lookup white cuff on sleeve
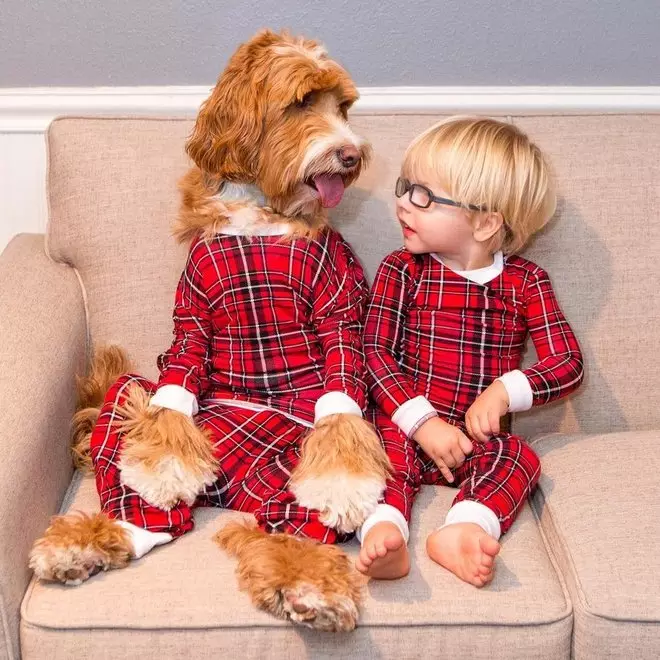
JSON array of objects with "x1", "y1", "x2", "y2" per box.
[
  {"x1": 116, "y1": 521, "x2": 173, "y2": 559},
  {"x1": 496, "y1": 370, "x2": 534, "y2": 413},
  {"x1": 356, "y1": 503, "x2": 410, "y2": 544},
  {"x1": 149, "y1": 385, "x2": 198, "y2": 417},
  {"x1": 314, "y1": 392, "x2": 363, "y2": 423},
  {"x1": 440, "y1": 500, "x2": 502, "y2": 540},
  {"x1": 392, "y1": 396, "x2": 437, "y2": 437}
]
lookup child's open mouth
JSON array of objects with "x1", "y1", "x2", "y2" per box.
[{"x1": 399, "y1": 218, "x2": 415, "y2": 236}]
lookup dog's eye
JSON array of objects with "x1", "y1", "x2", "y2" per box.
[{"x1": 294, "y1": 92, "x2": 314, "y2": 109}]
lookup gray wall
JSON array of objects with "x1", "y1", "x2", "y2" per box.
[{"x1": 2, "y1": 0, "x2": 659, "y2": 87}]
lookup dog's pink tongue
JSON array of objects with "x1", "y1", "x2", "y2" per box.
[{"x1": 313, "y1": 174, "x2": 345, "y2": 208}]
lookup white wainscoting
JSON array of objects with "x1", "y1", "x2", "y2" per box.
[
  {"x1": 2, "y1": 86, "x2": 660, "y2": 253},
  {"x1": 0, "y1": 132, "x2": 48, "y2": 252}
]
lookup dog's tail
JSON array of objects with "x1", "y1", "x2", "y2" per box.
[
  {"x1": 213, "y1": 520, "x2": 264, "y2": 558},
  {"x1": 71, "y1": 344, "x2": 133, "y2": 472}
]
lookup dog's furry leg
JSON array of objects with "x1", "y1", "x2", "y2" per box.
[
  {"x1": 71, "y1": 344, "x2": 133, "y2": 472},
  {"x1": 289, "y1": 414, "x2": 392, "y2": 533},
  {"x1": 117, "y1": 386, "x2": 219, "y2": 510},
  {"x1": 29, "y1": 513, "x2": 133, "y2": 586},
  {"x1": 215, "y1": 521, "x2": 365, "y2": 631}
]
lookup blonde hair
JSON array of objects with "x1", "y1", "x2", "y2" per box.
[{"x1": 402, "y1": 116, "x2": 556, "y2": 253}]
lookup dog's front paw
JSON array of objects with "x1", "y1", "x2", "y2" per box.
[
  {"x1": 289, "y1": 413, "x2": 391, "y2": 533},
  {"x1": 119, "y1": 451, "x2": 216, "y2": 510},
  {"x1": 116, "y1": 387, "x2": 218, "y2": 510},
  {"x1": 291, "y1": 473, "x2": 385, "y2": 533}
]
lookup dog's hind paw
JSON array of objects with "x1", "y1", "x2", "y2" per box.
[
  {"x1": 214, "y1": 522, "x2": 365, "y2": 631},
  {"x1": 29, "y1": 513, "x2": 132, "y2": 586},
  {"x1": 281, "y1": 583, "x2": 359, "y2": 632}
]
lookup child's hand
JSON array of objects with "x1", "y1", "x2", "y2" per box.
[
  {"x1": 465, "y1": 380, "x2": 510, "y2": 443},
  {"x1": 413, "y1": 417, "x2": 473, "y2": 483}
]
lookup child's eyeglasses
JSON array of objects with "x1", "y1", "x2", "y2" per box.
[{"x1": 395, "y1": 177, "x2": 486, "y2": 212}]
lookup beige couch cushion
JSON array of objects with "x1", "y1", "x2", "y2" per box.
[
  {"x1": 531, "y1": 431, "x2": 660, "y2": 659},
  {"x1": 21, "y1": 475, "x2": 571, "y2": 659},
  {"x1": 510, "y1": 116, "x2": 660, "y2": 438},
  {"x1": 46, "y1": 117, "x2": 192, "y2": 383}
]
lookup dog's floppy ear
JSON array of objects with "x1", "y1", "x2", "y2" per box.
[{"x1": 186, "y1": 36, "x2": 271, "y2": 180}]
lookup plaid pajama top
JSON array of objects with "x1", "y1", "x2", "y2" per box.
[
  {"x1": 156, "y1": 227, "x2": 369, "y2": 426},
  {"x1": 364, "y1": 249, "x2": 584, "y2": 430}
]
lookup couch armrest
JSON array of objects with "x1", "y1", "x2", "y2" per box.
[{"x1": 0, "y1": 234, "x2": 86, "y2": 660}]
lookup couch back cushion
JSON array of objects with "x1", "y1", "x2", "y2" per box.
[{"x1": 46, "y1": 115, "x2": 660, "y2": 436}]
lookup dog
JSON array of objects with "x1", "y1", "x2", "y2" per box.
[{"x1": 30, "y1": 30, "x2": 390, "y2": 631}]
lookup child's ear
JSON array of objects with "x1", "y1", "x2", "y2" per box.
[{"x1": 473, "y1": 211, "x2": 504, "y2": 243}]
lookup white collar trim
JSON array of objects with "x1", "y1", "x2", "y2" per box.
[
  {"x1": 432, "y1": 250, "x2": 504, "y2": 284},
  {"x1": 212, "y1": 182, "x2": 290, "y2": 236}
]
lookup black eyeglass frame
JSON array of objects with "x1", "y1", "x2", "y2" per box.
[{"x1": 395, "y1": 177, "x2": 486, "y2": 212}]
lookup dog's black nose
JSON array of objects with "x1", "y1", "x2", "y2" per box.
[{"x1": 337, "y1": 145, "x2": 360, "y2": 168}]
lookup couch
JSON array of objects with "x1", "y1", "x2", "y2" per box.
[{"x1": 1, "y1": 114, "x2": 659, "y2": 659}]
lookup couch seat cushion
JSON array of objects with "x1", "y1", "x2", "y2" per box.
[
  {"x1": 531, "y1": 431, "x2": 660, "y2": 660},
  {"x1": 21, "y1": 472, "x2": 571, "y2": 659}
]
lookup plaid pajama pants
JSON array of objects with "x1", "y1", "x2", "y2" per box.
[
  {"x1": 370, "y1": 409, "x2": 541, "y2": 535},
  {"x1": 90, "y1": 374, "x2": 346, "y2": 543}
]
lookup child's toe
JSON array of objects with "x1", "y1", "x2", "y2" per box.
[
  {"x1": 384, "y1": 534, "x2": 401, "y2": 551},
  {"x1": 479, "y1": 535, "x2": 501, "y2": 556},
  {"x1": 481, "y1": 553, "x2": 495, "y2": 568}
]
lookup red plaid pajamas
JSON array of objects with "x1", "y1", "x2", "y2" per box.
[
  {"x1": 365, "y1": 250, "x2": 583, "y2": 534},
  {"x1": 157, "y1": 228, "x2": 368, "y2": 422},
  {"x1": 90, "y1": 227, "x2": 366, "y2": 542},
  {"x1": 368, "y1": 410, "x2": 541, "y2": 533},
  {"x1": 91, "y1": 374, "x2": 347, "y2": 541}
]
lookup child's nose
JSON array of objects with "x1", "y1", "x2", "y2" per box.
[{"x1": 396, "y1": 195, "x2": 413, "y2": 213}]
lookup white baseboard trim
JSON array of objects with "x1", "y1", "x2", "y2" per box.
[{"x1": 2, "y1": 86, "x2": 660, "y2": 133}]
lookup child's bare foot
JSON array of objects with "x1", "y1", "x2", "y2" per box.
[
  {"x1": 426, "y1": 522, "x2": 500, "y2": 587},
  {"x1": 356, "y1": 521, "x2": 410, "y2": 579}
]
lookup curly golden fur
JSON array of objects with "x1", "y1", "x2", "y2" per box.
[
  {"x1": 71, "y1": 344, "x2": 133, "y2": 472},
  {"x1": 294, "y1": 413, "x2": 392, "y2": 480},
  {"x1": 116, "y1": 385, "x2": 219, "y2": 510},
  {"x1": 174, "y1": 29, "x2": 370, "y2": 245},
  {"x1": 215, "y1": 520, "x2": 365, "y2": 631},
  {"x1": 29, "y1": 513, "x2": 132, "y2": 585},
  {"x1": 289, "y1": 413, "x2": 392, "y2": 533}
]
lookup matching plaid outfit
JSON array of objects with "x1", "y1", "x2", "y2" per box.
[
  {"x1": 361, "y1": 249, "x2": 584, "y2": 541},
  {"x1": 90, "y1": 225, "x2": 368, "y2": 543},
  {"x1": 91, "y1": 222, "x2": 583, "y2": 549}
]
